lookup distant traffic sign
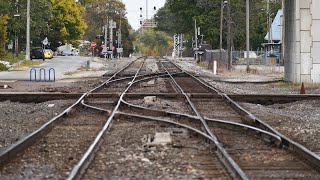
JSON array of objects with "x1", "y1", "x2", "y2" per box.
[
  {"x1": 42, "y1": 37, "x2": 48, "y2": 45},
  {"x1": 91, "y1": 42, "x2": 97, "y2": 48}
]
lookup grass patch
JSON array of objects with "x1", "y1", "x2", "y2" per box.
[
  {"x1": 10, "y1": 60, "x2": 43, "y2": 71},
  {"x1": 21, "y1": 60, "x2": 43, "y2": 66},
  {"x1": 0, "y1": 53, "x2": 25, "y2": 64},
  {"x1": 0, "y1": 64, "x2": 8, "y2": 71},
  {"x1": 197, "y1": 61, "x2": 208, "y2": 68}
]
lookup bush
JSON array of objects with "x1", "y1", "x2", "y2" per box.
[
  {"x1": 0, "y1": 63, "x2": 8, "y2": 71},
  {"x1": 0, "y1": 52, "x2": 25, "y2": 64}
]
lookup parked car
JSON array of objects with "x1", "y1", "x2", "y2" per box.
[
  {"x1": 30, "y1": 47, "x2": 45, "y2": 61},
  {"x1": 71, "y1": 49, "x2": 80, "y2": 56},
  {"x1": 44, "y1": 49, "x2": 54, "y2": 59}
]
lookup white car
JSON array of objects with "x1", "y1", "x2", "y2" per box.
[{"x1": 71, "y1": 49, "x2": 80, "y2": 56}]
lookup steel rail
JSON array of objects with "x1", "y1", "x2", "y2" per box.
[
  {"x1": 223, "y1": 93, "x2": 320, "y2": 171},
  {"x1": 160, "y1": 60, "x2": 218, "y2": 140},
  {"x1": 204, "y1": 117, "x2": 282, "y2": 143},
  {"x1": 168, "y1": 58, "x2": 320, "y2": 172},
  {"x1": 121, "y1": 99, "x2": 281, "y2": 145},
  {"x1": 81, "y1": 100, "x2": 111, "y2": 114},
  {"x1": 159, "y1": 60, "x2": 248, "y2": 180},
  {"x1": 115, "y1": 112, "x2": 246, "y2": 179},
  {"x1": 115, "y1": 112, "x2": 214, "y2": 142},
  {"x1": 0, "y1": 93, "x2": 83, "y2": 103},
  {"x1": 0, "y1": 57, "x2": 143, "y2": 166},
  {"x1": 165, "y1": 58, "x2": 222, "y2": 95},
  {"x1": 121, "y1": 100, "x2": 199, "y2": 119},
  {"x1": 101, "y1": 72, "x2": 170, "y2": 85},
  {"x1": 89, "y1": 56, "x2": 145, "y2": 93},
  {"x1": 0, "y1": 93, "x2": 87, "y2": 165},
  {"x1": 68, "y1": 59, "x2": 146, "y2": 180}
]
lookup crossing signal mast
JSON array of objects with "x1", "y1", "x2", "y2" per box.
[
  {"x1": 139, "y1": 0, "x2": 157, "y2": 33},
  {"x1": 173, "y1": 34, "x2": 184, "y2": 58}
]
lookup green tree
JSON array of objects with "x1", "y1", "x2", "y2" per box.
[
  {"x1": 0, "y1": 16, "x2": 9, "y2": 58},
  {"x1": 135, "y1": 30, "x2": 173, "y2": 56},
  {"x1": 1, "y1": 0, "x2": 53, "y2": 52},
  {"x1": 49, "y1": 0, "x2": 87, "y2": 50},
  {"x1": 0, "y1": 0, "x2": 10, "y2": 15},
  {"x1": 83, "y1": 0, "x2": 133, "y2": 56},
  {"x1": 0, "y1": 0, "x2": 11, "y2": 57},
  {"x1": 155, "y1": 0, "x2": 281, "y2": 51}
]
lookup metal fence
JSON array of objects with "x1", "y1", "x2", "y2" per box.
[{"x1": 202, "y1": 49, "x2": 282, "y2": 68}]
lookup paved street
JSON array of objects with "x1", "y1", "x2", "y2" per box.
[{"x1": 0, "y1": 56, "x2": 90, "y2": 81}]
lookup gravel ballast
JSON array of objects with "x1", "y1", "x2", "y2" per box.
[
  {"x1": 175, "y1": 59, "x2": 320, "y2": 156},
  {"x1": 240, "y1": 100, "x2": 320, "y2": 156},
  {"x1": 0, "y1": 100, "x2": 75, "y2": 149}
]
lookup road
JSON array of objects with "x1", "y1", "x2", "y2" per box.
[{"x1": 0, "y1": 56, "x2": 90, "y2": 81}]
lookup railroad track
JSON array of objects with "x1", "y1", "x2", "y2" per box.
[{"x1": 0, "y1": 57, "x2": 319, "y2": 179}]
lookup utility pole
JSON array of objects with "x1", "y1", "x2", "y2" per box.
[
  {"x1": 281, "y1": 0, "x2": 285, "y2": 65},
  {"x1": 267, "y1": 0, "x2": 270, "y2": 43},
  {"x1": 140, "y1": 7, "x2": 143, "y2": 34},
  {"x1": 246, "y1": 0, "x2": 250, "y2": 72},
  {"x1": 219, "y1": 1, "x2": 224, "y2": 63},
  {"x1": 146, "y1": 0, "x2": 148, "y2": 19},
  {"x1": 117, "y1": 11, "x2": 123, "y2": 58},
  {"x1": 14, "y1": 0, "x2": 20, "y2": 58},
  {"x1": 227, "y1": 0, "x2": 231, "y2": 70},
  {"x1": 194, "y1": 19, "x2": 198, "y2": 62},
  {"x1": 104, "y1": 24, "x2": 108, "y2": 57},
  {"x1": 26, "y1": 0, "x2": 30, "y2": 60},
  {"x1": 109, "y1": 20, "x2": 115, "y2": 59}
]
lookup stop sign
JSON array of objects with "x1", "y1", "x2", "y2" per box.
[{"x1": 91, "y1": 42, "x2": 97, "y2": 48}]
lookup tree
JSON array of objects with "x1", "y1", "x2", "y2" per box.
[
  {"x1": 155, "y1": 0, "x2": 281, "y2": 51},
  {"x1": 1, "y1": 0, "x2": 53, "y2": 52},
  {"x1": 0, "y1": 0, "x2": 10, "y2": 15},
  {"x1": 48, "y1": 0, "x2": 87, "y2": 50},
  {"x1": 135, "y1": 30, "x2": 173, "y2": 56},
  {"x1": 0, "y1": 16, "x2": 9, "y2": 58},
  {"x1": 83, "y1": 0, "x2": 133, "y2": 56},
  {"x1": 0, "y1": 0, "x2": 11, "y2": 57}
]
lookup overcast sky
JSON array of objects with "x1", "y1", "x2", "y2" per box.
[{"x1": 122, "y1": 0, "x2": 166, "y2": 30}]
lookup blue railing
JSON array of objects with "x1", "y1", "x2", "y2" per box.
[{"x1": 30, "y1": 68, "x2": 56, "y2": 82}]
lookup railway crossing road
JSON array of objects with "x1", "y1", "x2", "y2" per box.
[{"x1": 0, "y1": 56, "x2": 90, "y2": 81}]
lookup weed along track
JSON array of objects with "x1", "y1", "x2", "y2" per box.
[{"x1": 0, "y1": 57, "x2": 319, "y2": 179}]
